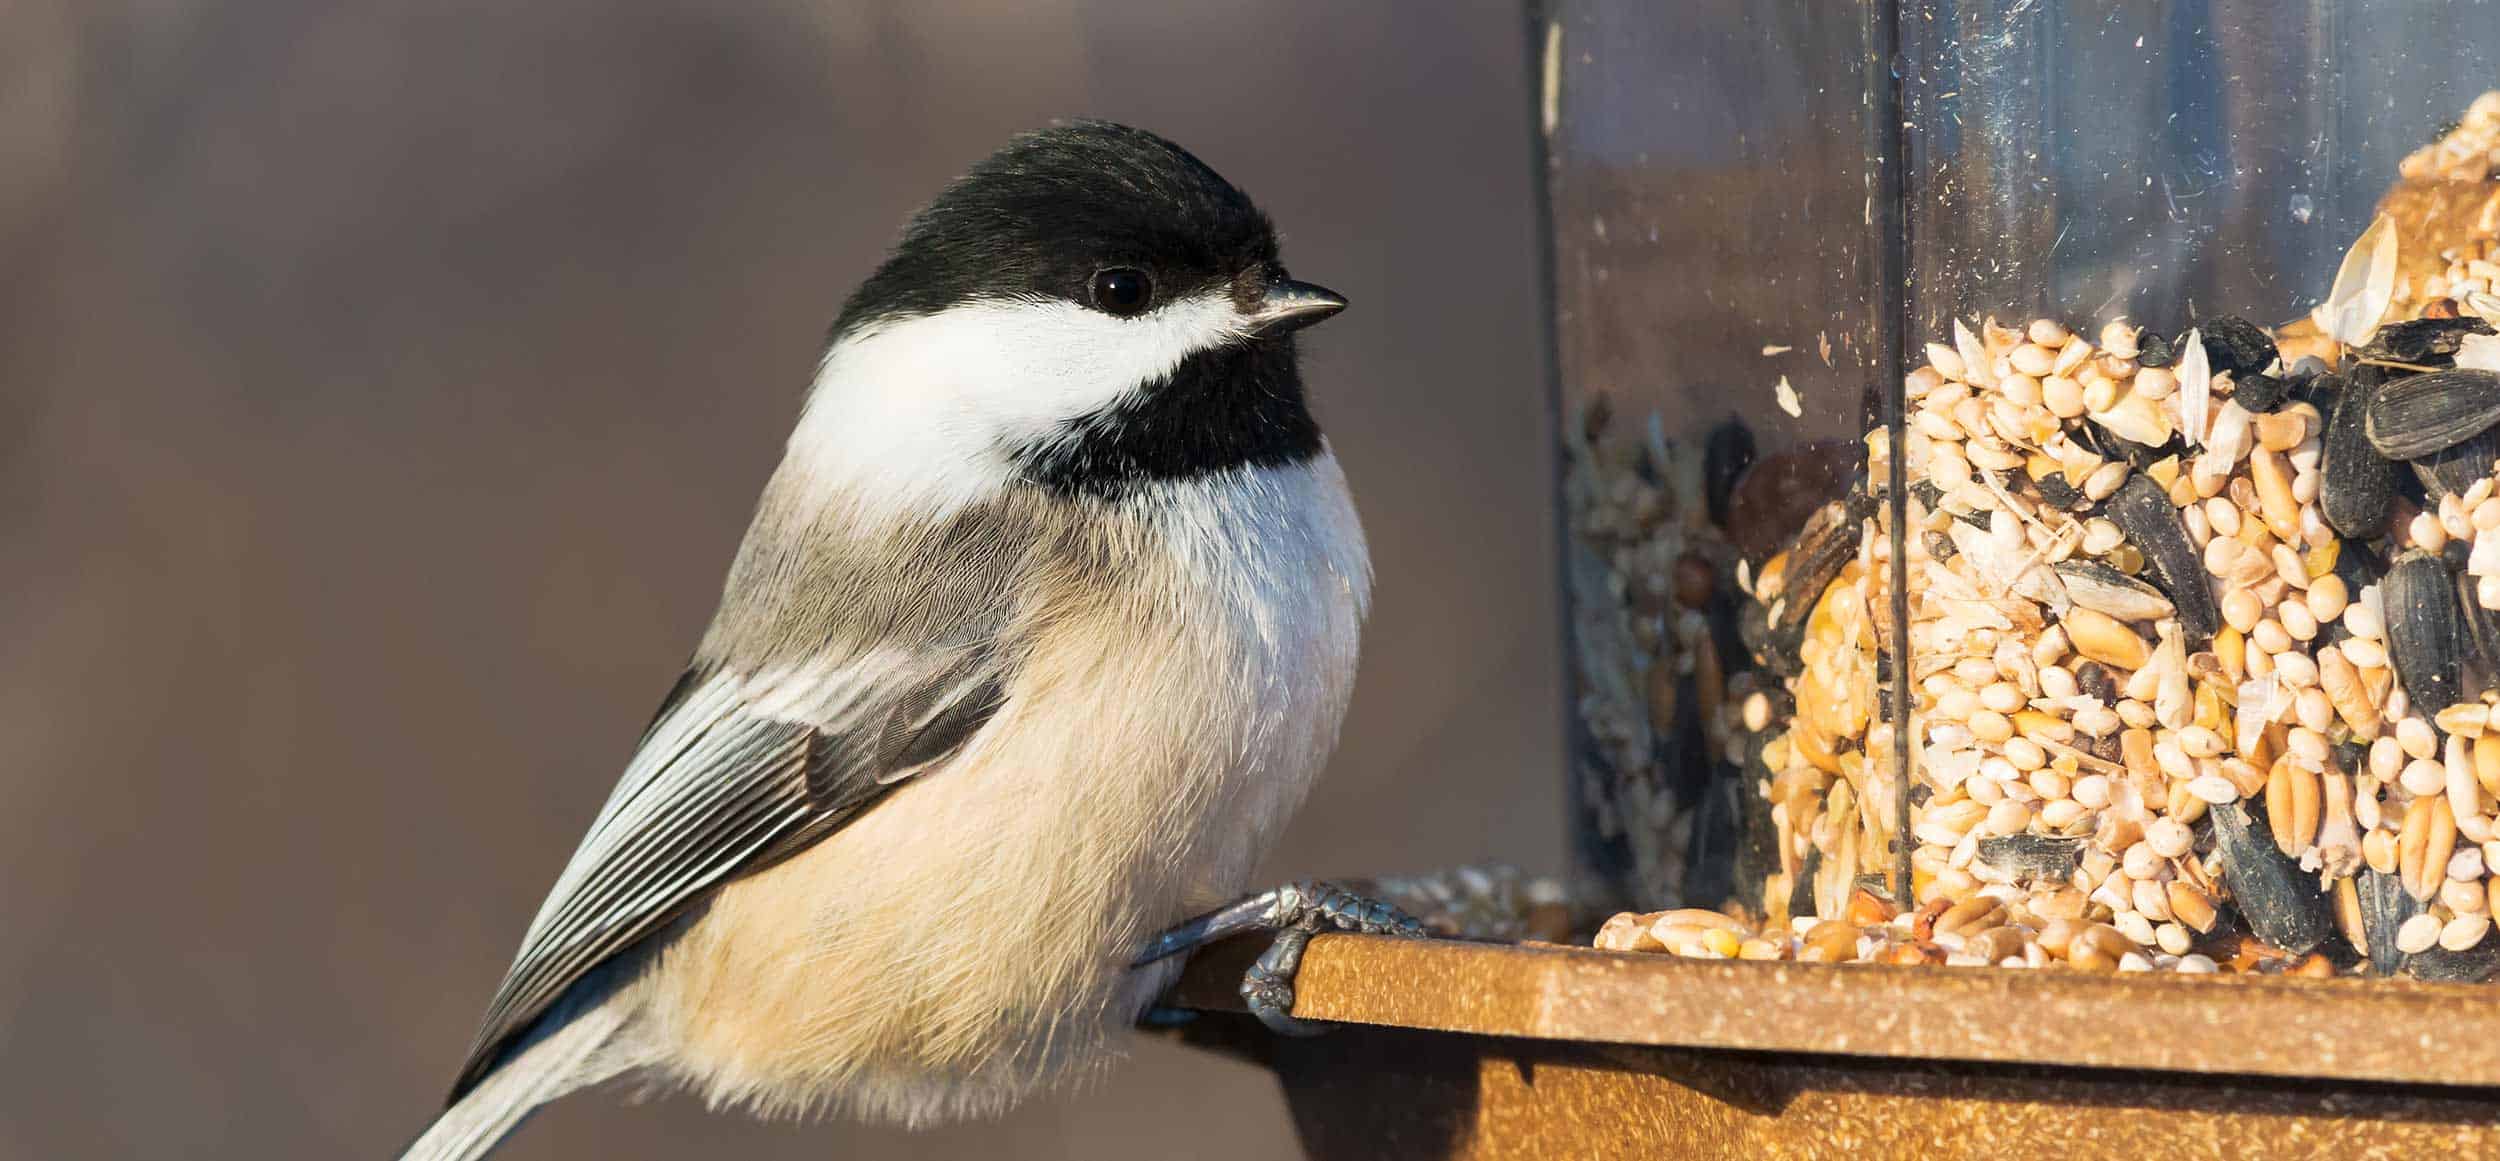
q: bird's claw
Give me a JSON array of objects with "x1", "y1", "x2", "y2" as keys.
[
  {"x1": 1241, "y1": 926, "x2": 1330, "y2": 1036},
  {"x1": 1240, "y1": 880, "x2": 1427, "y2": 1036}
]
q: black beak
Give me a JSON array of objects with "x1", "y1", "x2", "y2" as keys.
[{"x1": 1244, "y1": 279, "x2": 1347, "y2": 334}]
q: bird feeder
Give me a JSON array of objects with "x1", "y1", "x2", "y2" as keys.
[{"x1": 1169, "y1": 2, "x2": 2500, "y2": 1154}]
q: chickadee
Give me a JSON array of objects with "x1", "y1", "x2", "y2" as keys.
[{"x1": 402, "y1": 121, "x2": 1423, "y2": 1161}]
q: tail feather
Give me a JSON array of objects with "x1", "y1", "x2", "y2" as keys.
[{"x1": 400, "y1": 1000, "x2": 633, "y2": 1161}]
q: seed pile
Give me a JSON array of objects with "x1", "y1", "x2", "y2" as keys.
[
  {"x1": 2379, "y1": 90, "x2": 2500, "y2": 324},
  {"x1": 1561, "y1": 400, "x2": 1748, "y2": 909},
  {"x1": 2399, "y1": 90, "x2": 2500, "y2": 182},
  {"x1": 1361, "y1": 864, "x2": 1575, "y2": 944},
  {"x1": 1590, "y1": 890, "x2": 2329, "y2": 977},
  {"x1": 1592, "y1": 93, "x2": 2500, "y2": 978}
]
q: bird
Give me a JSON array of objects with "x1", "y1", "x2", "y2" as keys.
[{"x1": 400, "y1": 120, "x2": 1424, "y2": 1161}]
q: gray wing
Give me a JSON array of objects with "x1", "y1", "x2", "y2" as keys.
[{"x1": 447, "y1": 646, "x2": 1007, "y2": 1099}]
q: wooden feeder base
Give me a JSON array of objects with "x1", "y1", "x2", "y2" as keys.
[
  {"x1": 1165, "y1": 936, "x2": 2500, "y2": 1159},
  {"x1": 1214, "y1": 1028, "x2": 2499, "y2": 1159}
]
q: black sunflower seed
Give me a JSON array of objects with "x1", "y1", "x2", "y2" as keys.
[
  {"x1": 2105, "y1": 475, "x2": 2220, "y2": 647},
  {"x1": 2411, "y1": 424, "x2": 2500, "y2": 500},
  {"x1": 2211, "y1": 800, "x2": 2333, "y2": 956},
  {"x1": 2233, "y1": 371, "x2": 2291, "y2": 413},
  {"x1": 2287, "y1": 357, "x2": 2337, "y2": 410},
  {"x1": 2366, "y1": 369, "x2": 2500, "y2": 459},
  {"x1": 2458, "y1": 568, "x2": 2500, "y2": 703},
  {"x1": 2319, "y1": 372, "x2": 2398, "y2": 539},
  {"x1": 2136, "y1": 330, "x2": 2176, "y2": 368},
  {"x1": 1977, "y1": 834, "x2": 2085, "y2": 881},
  {"x1": 2032, "y1": 470, "x2": 2086, "y2": 511},
  {"x1": 2411, "y1": 939, "x2": 2500, "y2": 982},
  {"x1": 2356, "y1": 869, "x2": 2419, "y2": 977},
  {"x1": 1746, "y1": 492, "x2": 1876, "y2": 675},
  {"x1": 2362, "y1": 316, "x2": 2494, "y2": 363},
  {"x1": 2066, "y1": 420, "x2": 2178, "y2": 469},
  {"x1": 2332, "y1": 538, "x2": 2388, "y2": 603},
  {"x1": 2385, "y1": 550, "x2": 2463, "y2": 712},
  {"x1": 2197, "y1": 316, "x2": 2279, "y2": 377}
]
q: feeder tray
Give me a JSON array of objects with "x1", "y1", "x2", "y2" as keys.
[{"x1": 1166, "y1": 935, "x2": 2500, "y2": 1158}]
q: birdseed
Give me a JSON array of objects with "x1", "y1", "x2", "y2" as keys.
[{"x1": 1585, "y1": 91, "x2": 2500, "y2": 982}]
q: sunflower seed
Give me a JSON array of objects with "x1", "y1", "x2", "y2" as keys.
[
  {"x1": 1977, "y1": 834, "x2": 2086, "y2": 881},
  {"x1": 2412, "y1": 425, "x2": 2500, "y2": 500},
  {"x1": 2199, "y1": 315, "x2": 2280, "y2": 377},
  {"x1": 2458, "y1": 568, "x2": 2500, "y2": 703},
  {"x1": 2362, "y1": 316, "x2": 2495, "y2": 362},
  {"x1": 2243, "y1": 371, "x2": 2300, "y2": 413},
  {"x1": 2320, "y1": 372, "x2": 2399, "y2": 539},
  {"x1": 2412, "y1": 937, "x2": 2500, "y2": 982},
  {"x1": 2210, "y1": 799, "x2": 2332, "y2": 955},
  {"x1": 2385, "y1": 550, "x2": 2465, "y2": 712},
  {"x1": 2357, "y1": 868, "x2": 2421, "y2": 976},
  {"x1": 2366, "y1": 369, "x2": 2500, "y2": 459},
  {"x1": 2051, "y1": 560, "x2": 2176, "y2": 623},
  {"x1": 2106, "y1": 475, "x2": 2221, "y2": 646}
]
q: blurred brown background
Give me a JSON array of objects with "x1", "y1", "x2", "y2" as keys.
[{"x1": 0, "y1": 1, "x2": 1558, "y2": 1157}]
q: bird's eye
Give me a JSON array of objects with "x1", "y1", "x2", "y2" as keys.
[{"x1": 1089, "y1": 268, "x2": 1153, "y2": 316}]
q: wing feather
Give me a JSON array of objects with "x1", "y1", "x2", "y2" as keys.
[{"x1": 448, "y1": 647, "x2": 1005, "y2": 1099}]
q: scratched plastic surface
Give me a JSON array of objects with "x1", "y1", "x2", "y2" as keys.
[
  {"x1": 1899, "y1": 0, "x2": 2500, "y2": 333},
  {"x1": 1543, "y1": 0, "x2": 2500, "y2": 439},
  {"x1": 1540, "y1": 0, "x2": 2500, "y2": 916}
]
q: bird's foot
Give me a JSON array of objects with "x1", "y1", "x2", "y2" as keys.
[
  {"x1": 1238, "y1": 880, "x2": 1426, "y2": 1036},
  {"x1": 1137, "y1": 879, "x2": 1427, "y2": 1037}
]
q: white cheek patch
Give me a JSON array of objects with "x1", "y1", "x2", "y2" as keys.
[{"x1": 784, "y1": 291, "x2": 1250, "y2": 517}]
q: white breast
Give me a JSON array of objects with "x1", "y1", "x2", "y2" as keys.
[
  {"x1": 1120, "y1": 452, "x2": 1374, "y2": 905},
  {"x1": 635, "y1": 453, "x2": 1369, "y2": 1127}
]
